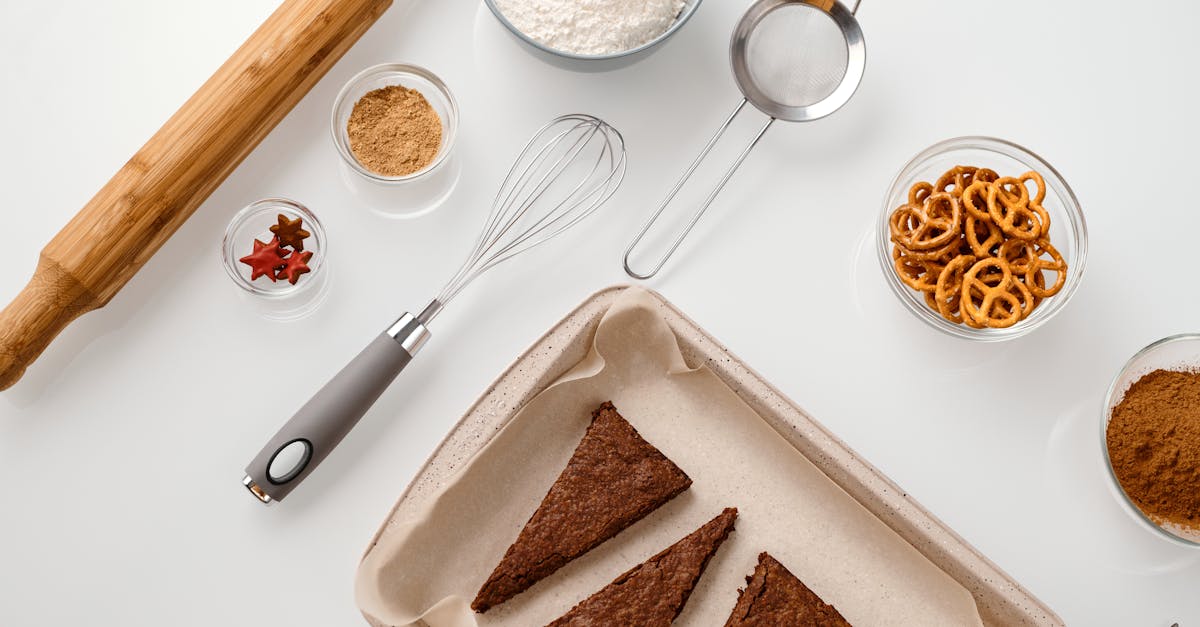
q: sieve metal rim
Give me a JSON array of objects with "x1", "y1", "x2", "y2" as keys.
[{"x1": 730, "y1": 0, "x2": 866, "y2": 122}]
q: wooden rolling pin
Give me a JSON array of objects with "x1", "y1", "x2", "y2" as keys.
[{"x1": 0, "y1": 0, "x2": 392, "y2": 390}]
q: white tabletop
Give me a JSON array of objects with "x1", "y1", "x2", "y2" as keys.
[{"x1": 1, "y1": 1, "x2": 1197, "y2": 624}]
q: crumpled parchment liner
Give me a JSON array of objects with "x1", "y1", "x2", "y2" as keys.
[{"x1": 356, "y1": 289, "x2": 983, "y2": 626}]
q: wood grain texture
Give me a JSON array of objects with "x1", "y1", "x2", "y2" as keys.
[{"x1": 0, "y1": 0, "x2": 392, "y2": 390}]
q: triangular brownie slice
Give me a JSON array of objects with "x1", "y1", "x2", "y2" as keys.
[
  {"x1": 472, "y1": 401, "x2": 693, "y2": 612},
  {"x1": 547, "y1": 507, "x2": 738, "y2": 627},
  {"x1": 724, "y1": 552, "x2": 852, "y2": 627}
]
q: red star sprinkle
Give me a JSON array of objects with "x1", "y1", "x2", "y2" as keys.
[
  {"x1": 276, "y1": 249, "x2": 314, "y2": 285},
  {"x1": 238, "y1": 237, "x2": 288, "y2": 282}
]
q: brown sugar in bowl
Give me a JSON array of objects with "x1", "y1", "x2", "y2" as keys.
[{"x1": 330, "y1": 63, "x2": 458, "y2": 183}]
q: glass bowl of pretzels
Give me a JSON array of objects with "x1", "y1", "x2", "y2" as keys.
[{"x1": 877, "y1": 137, "x2": 1087, "y2": 340}]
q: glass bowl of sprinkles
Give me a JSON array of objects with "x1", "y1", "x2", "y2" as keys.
[
  {"x1": 1102, "y1": 334, "x2": 1200, "y2": 548},
  {"x1": 221, "y1": 198, "x2": 330, "y2": 320},
  {"x1": 484, "y1": 0, "x2": 702, "y2": 66},
  {"x1": 876, "y1": 136, "x2": 1088, "y2": 341},
  {"x1": 330, "y1": 63, "x2": 459, "y2": 184}
]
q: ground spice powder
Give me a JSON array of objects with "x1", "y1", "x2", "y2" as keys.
[
  {"x1": 347, "y1": 85, "x2": 442, "y2": 177},
  {"x1": 1106, "y1": 369, "x2": 1200, "y2": 530}
]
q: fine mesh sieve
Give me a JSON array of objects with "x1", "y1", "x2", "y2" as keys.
[{"x1": 624, "y1": 0, "x2": 865, "y2": 279}]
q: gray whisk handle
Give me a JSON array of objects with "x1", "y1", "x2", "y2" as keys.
[{"x1": 242, "y1": 313, "x2": 430, "y2": 504}]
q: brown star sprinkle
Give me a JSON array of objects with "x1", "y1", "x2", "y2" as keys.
[{"x1": 269, "y1": 213, "x2": 311, "y2": 251}]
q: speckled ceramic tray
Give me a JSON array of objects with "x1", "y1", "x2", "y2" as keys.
[{"x1": 361, "y1": 286, "x2": 1062, "y2": 626}]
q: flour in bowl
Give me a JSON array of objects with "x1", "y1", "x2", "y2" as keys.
[{"x1": 494, "y1": 0, "x2": 687, "y2": 56}]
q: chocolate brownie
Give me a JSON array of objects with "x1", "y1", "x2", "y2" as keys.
[
  {"x1": 724, "y1": 552, "x2": 852, "y2": 627},
  {"x1": 546, "y1": 508, "x2": 738, "y2": 627},
  {"x1": 472, "y1": 401, "x2": 692, "y2": 613}
]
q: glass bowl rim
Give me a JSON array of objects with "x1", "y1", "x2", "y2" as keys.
[
  {"x1": 876, "y1": 135, "x2": 1088, "y2": 342},
  {"x1": 482, "y1": 0, "x2": 703, "y2": 61},
  {"x1": 330, "y1": 62, "x2": 459, "y2": 184},
  {"x1": 221, "y1": 197, "x2": 327, "y2": 297},
  {"x1": 1100, "y1": 332, "x2": 1200, "y2": 548}
]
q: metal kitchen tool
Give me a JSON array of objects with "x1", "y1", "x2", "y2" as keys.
[
  {"x1": 623, "y1": 0, "x2": 866, "y2": 279},
  {"x1": 244, "y1": 114, "x2": 626, "y2": 503}
]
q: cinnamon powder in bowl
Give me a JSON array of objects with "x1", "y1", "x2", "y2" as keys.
[{"x1": 1103, "y1": 334, "x2": 1200, "y2": 546}]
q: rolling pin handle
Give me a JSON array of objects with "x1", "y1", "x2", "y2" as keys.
[{"x1": 0, "y1": 258, "x2": 94, "y2": 391}]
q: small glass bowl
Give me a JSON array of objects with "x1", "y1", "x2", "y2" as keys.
[
  {"x1": 1102, "y1": 334, "x2": 1200, "y2": 548},
  {"x1": 876, "y1": 136, "x2": 1088, "y2": 341},
  {"x1": 221, "y1": 198, "x2": 329, "y2": 319},
  {"x1": 483, "y1": 0, "x2": 702, "y2": 69},
  {"x1": 331, "y1": 63, "x2": 458, "y2": 184}
]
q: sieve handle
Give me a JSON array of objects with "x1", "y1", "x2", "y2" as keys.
[{"x1": 623, "y1": 99, "x2": 775, "y2": 280}]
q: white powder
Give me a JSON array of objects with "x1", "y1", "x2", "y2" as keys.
[{"x1": 494, "y1": 0, "x2": 687, "y2": 56}]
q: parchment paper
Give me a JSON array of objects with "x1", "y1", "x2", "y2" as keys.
[{"x1": 355, "y1": 289, "x2": 984, "y2": 626}]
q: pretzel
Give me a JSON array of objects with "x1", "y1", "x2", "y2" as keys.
[
  {"x1": 962, "y1": 258, "x2": 1022, "y2": 328},
  {"x1": 1010, "y1": 274, "x2": 1036, "y2": 320},
  {"x1": 889, "y1": 193, "x2": 961, "y2": 251},
  {"x1": 961, "y1": 180, "x2": 993, "y2": 221},
  {"x1": 935, "y1": 166, "x2": 999, "y2": 197},
  {"x1": 1029, "y1": 269, "x2": 1047, "y2": 307},
  {"x1": 894, "y1": 253, "x2": 945, "y2": 292},
  {"x1": 908, "y1": 181, "x2": 934, "y2": 206},
  {"x1": 987, "y1": 179, "x2": 1049, "y2": 241},
  {"x1": 934, "y1": 255, "x2": 975, "y2": 322},
  {"x1": 893, "y1": 238, "x2": 958, "y2": 262},
  {"x1": 974, "y1": 167, "x2": 1000, "y2": 185},
  {"x1": 984, "y1": 263, "x2": 1037, "y2": 322},
  {"x1": 961, "y1": 298, "x2": 985, "y2": 328},
  {"x1": 991, "y1": 176, "x2": 1028, "y2": 206},
  {"x1": 998, "y1": 238, "x2": 1039, "y2": 275},
  {"x1": 963, "y1": 295, "x2": 1010, "y2": 327},
  {"x1": 969, "y1": 259, "x2": 1010, "y2": 288},
  {"x1": 997, "y1": 237, "x2": 1065, "y2": 297},
  {"x1": 935, "y1": 165, "x2": 978, "y2": 195},
  {"x1": 889, "y1": 204, "x2": 923, "y2": 246},
  {"x1": 924, "y1": 289, "x2": 940, "y2": 312},
  {"x1": 1024, "y1": 238, "x2": 1067, "y2": 297},
  {"x1": 965, "y1": 213, "x2": 1004, "y2": 257},
  {"x1": 1020, "y1": 170, "x2": 1046, "y2": 205}
]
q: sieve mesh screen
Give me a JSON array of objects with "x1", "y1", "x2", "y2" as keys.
[{"x1": 745, "y1": 4, "x2": 849, "y2": 108}]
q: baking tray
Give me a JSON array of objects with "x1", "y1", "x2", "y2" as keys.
[{"x1": 361, "y1": 286, "x2": 1062, "y2": 626}]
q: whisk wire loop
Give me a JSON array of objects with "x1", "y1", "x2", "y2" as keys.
[
  {"x1": 486, "y1": 120, "x2": 602, "y2": 260},
  {"x1": 434, "y1": 114, "x2": 626, "y2": 308}
]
